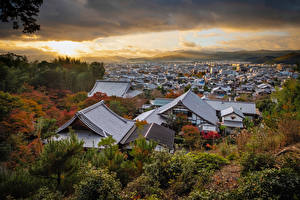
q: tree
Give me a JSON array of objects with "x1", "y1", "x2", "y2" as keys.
[
  {"x1": 96, "y1": 136, "x2": 126, "y2": 172},
  {"x1": 184, "y1": 84, "x2": 191, "y2": 92},
  {"x1": 31, "y1": 131, "x2": 84, "y2": 190},
  {"x1": 0, "y1": 0, "x2": 43, "y2": 33},
  {"x1": 167, "y1": 113, "x2": 189, "y2": 133},
  {"x1": 92, "y1": 136, "x2": 135, "y2": 186},
  {"x1": 130, "y1": 136, "x2": 157, "y2": 175},
  {"x1": 90, "y1": 62, "x2": 105, "y2": 80},
  {"x1": 181, "y1": 125, "x2": 202, "y2": 149}
]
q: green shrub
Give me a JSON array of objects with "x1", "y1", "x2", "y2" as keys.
[
  {"x1": 142, "y1": 151, "x2": 215, "y2": 197},
  {"x1": 74, "y1": 169, "x2": 122, "y2": 200},
  {"x1": 278, "y1": 153, "x2": 300, "y2": 175},
  {"x1": 122, "y1": 175, "x2": 163, "y2": 200},
  {"x1": 167, "y1": 152, "x2": 213, "y2": 196},
  {"x1": 236, "y1": 168, "x2": 300, "y2": 200},
  {"x1": 30, "y1": 187, "x2": 63, "y2": 200},
  {"x1": 0, "y1": 168, "x2": 44, "y2": 199},
  {"x1": 240, "y1": 152, "x2": 276, "y2": 175},
  {"x1": 187, "y1": 189, "x2": 232, "y2": 200},
  {"x1": 189, "y1": 152, "x2": 229, "y2": 171},
  {"x1": 226, "y1": 152, "x2": 238, "y2": 161},
  {"x1": 144, "y1": 152, "x2": 172, "y2": 189}
]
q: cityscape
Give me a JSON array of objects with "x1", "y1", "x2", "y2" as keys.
[{"x1": 0, "y1": 1, "x2": 299, "y2": 199}]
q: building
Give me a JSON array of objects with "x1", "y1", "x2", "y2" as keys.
[
  {"x1": 88, "y1": 80, "x2": 142, "y2": 98},
  {"x1": 220, "y1": 106, "x2": 245, "y2": 129},
  {"x1": 204, "y1": 99, "x2": 257, "y2": 119},
  {"x1": 56, "y1": 100, "x2": 174, "y2": 150},
  {"x1": 120, "y1": 123, "x2": 175, "y2": 151},
  {"x1": 136, "y1": 90, "x2": 258, "y2": 132},
  {"x1": 135, "y1": 90, "x2": 219, "y2": 131}
]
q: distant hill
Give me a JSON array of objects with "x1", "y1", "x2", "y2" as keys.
[
  {"x1": 126, "y1": 50, "x2": 300, "y2": 63},
  {"x1": 272, "y1": 52, "x2": 300, "y2": 64}
]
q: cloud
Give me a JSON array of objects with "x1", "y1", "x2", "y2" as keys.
[
  {"x1": 0, "y1": 0, "x2": 300, "y2": 41},
  {"x1": 181, "y1": 41, "x2": 197, "y2": 48},
  {"x1": 217, "y1": 31, "x2": 300, "y2": 51}
]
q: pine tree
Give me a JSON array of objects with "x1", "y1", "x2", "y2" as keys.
[{"x1": 31, "y1": 130, "x2": 84, "y2": 190}]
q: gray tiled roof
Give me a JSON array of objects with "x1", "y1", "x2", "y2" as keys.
[
  {"x1": 135, "y1": 90, "x2": 219, "y2": 125},
  {"x1": 124, "y1": 89, "x2": 143, "y2": 98},
  {"x1": 205, "y1": 99, "x2": 256, "y2": 115},
  {"x1": 57, "y1": 100, "x2": 135, "y2": 143},
  {"x1": 158, "y1": 90, "x2": 219, "y2": 125},
  {"x1": 88, "y1": 80, "x2": 131, "y2": 97},
  {"x1": 134, "y1": 108, "x2": 166, "y2": 125},
  {"x1": 121, "y1": 123, "x2": 175, "y2": 149},
  {"x1": 221, "y1": 106, "x2": 245, "y2": 118}
]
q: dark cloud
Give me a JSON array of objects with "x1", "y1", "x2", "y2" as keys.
[
  {"x1": 181, "y1": 40, "x2": 198, "y2": 48},
  {"x1": 1, "y1": 0, "x2": 300, "y2": 41}
]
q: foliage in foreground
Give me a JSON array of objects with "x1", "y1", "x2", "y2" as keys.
[{"x1": 75, "y1": 169, "x2": 122, "y2": 200}]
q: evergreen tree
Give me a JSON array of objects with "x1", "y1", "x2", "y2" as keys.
[{"x1": 31, "y1": 130, "x2": 84, "y2": 190}]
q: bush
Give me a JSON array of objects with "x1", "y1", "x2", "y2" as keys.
[
  {"x1": 167, "y1": 152, "x2": 220, "y2": 196},
  {"x1": 236, "y1": 168, "x2": 300, "y2": 200},
  {"x1": 217, "y1": 141, "x2": 238, "y2": 160},
  {"x1": 189, "y1": 152, "x2": 229, "y2": 171},
  {"x1": 30, "y1": 187, "x2": 63, "y2": 200},
  {"x1": 0, "y1": 168, "x2": 44, "y2": 199},
  {"x1": 168, "y1": 153, "x2": 206, "y2": 196},
  {"x1": 278, "y1": 153, "x2": 300, "y2": 175},
  {"x1": 143, "y1": 152, "x2": 173, "y2": 189},
  {"x1": 74, "y1": 169, "x2": 122, "y2": 200},
  {"x1": 240, "y1": 152, "x2": 276, "y2": 175},
  {"x1": 187, "y1": 189, "x2": 232, "y2": 200},
  {"x1": 122, "y1": 175, "x2": 163, "y2": 200}
]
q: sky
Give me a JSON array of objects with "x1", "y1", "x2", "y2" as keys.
[{"x1": 1, "y1": 0, "x2": 300, "y2": 61}]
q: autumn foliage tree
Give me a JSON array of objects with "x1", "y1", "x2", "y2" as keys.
[{"x1": 181, "y1": 125, "x2": 202, "y2": 149}]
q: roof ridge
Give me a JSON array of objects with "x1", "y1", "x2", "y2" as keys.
[
  {"x1": 205, "y1": 99, "x2": 255, "y2": 104},
  {"x1": 144, "y1": 123, "x2": 154, "y2": 138},
  {"x1": 78, "y1": 100, "x2": 105, "y2": 114},
  {"x1": 181, "y1": 89, "x2": 192, "y2": 101},
  {"x1": 122, "y1": 83, "x2": 131, "y2": 96},
  {"x1": 77, "y1": 114, "x2": 105, "y2": 136},
  {"x1": 96, "y1": 80, "x2": 131, "y2": 83}
]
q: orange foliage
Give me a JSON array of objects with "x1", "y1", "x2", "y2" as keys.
[
  {"x1": 165, "y1": 91, "x2": 182, "y2": 98},
  {"x1": 181, "y1": 125, "x2": 202, "y2": 148},
  {"x1": 123, "y1": 115, "x2": 133, "y2": 120},
  {"x1": 78, "y1": 92, "x2": 110, "y2": 109},
  {"x1": 182, "y1": 125, "x2": 200, "y2": 137},
  {"x1": 135, "y1": 120, "x2": 148, "y2": 127},
  {"x1": 1, "y1": 109, "x2": 35, "y2": 137}
]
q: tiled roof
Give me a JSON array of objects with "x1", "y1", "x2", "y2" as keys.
[
  {"x1": 57, "y1": 100, "x2": 135, "y2": 143},
  {"x1": 88, "y1": 80, "x2": 131, "y2": 97},
  {"x1": 121, "y1": 123, "x2": 175, "y2": 149},
  {"x1": 134, "y1": 108, "x2": 166, "y2": 125},
  {"x1": 158, "y1": 90, "x2": 218, "y2": 125},
  {"x1": 205, "y1": 99, "x2": 256, "y2": 115},
  {"x1": 221, "y1": 106, "x2": 245, "y2": 118}
]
